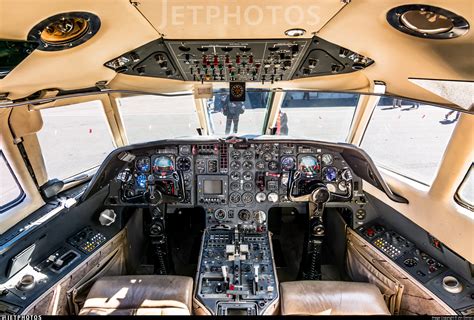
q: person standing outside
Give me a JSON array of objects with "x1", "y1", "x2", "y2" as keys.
[{"x1": 224, "y1": 101, "x2": 245, "y2": 134}]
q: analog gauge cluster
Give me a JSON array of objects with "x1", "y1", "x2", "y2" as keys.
[
  {"x1": 320, "y1": 153, "x2": 353, "y2": 195},
  {"x1": 255, "y1": 143, "x2": 280, "y2": 172},
  {"x1": 227, "y1": 145, "x2": 257, "y2": 205},
  {"x1": 134, "y1": 157, "x2": 152, "y2": 190},
  {"x1": 128, "y1": 149, "x2": 196, "y2": 205}
]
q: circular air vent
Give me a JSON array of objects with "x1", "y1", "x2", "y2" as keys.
[
  {"x1": 387, "y1": 5, "x2": 469, "y2": 39},
  {"x1": 28, "y1": 12, "x2": 100, "y2": 51}
]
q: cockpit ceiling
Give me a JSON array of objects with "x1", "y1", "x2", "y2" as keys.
[
  {"x1": 0, "y1": 0, "x2": 473, "y2": 106},
  {"x1": 133, "y1": 0, "x2": 346, "y2": 39}
]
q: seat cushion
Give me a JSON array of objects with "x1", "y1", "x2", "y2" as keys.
[
  {"x1": 79, "y1": 275, "x2": 193, "y2": 315},
  {"x1": 280, "y1": 281, "x2": 391, "y2": 315}
]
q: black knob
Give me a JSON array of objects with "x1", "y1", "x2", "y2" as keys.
[{"x1": 136, "y1": 66, "x2": 146, "y2": 75}]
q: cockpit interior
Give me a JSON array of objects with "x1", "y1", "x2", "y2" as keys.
[{"x1": 0, "y1": 0, "x2": 473, "y2": 316}]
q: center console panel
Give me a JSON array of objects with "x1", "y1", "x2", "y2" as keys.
[{"x1": 195, "y1": 228, "x2": 278, "y2": 315}]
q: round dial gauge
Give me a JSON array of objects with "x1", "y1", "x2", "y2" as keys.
[
  {"x1": 230, "y1": 171, "x2": 241, "y2": 180},
  {"x1": 338, "y1": 181, "x2": 348, "y2": 192},
  {"x1": 238, "y1": 209, "x2": 251, "y2": 221},
  {"x1": 230, "y1": 161, "x2": 241, "y2": 170},
  {"x1": 254, "y1": 211, "x2": 267, "y2": 224},
  {"x1": 299, "y1": 156, "x2": 320, "y2": 175},
  {"x1": 321, "y1": 154, "x2": 333, "y2": 166},
  {"x1": 136, "y1": 157, "x2": 151, "y2": 173},
  {"x1": 323, "y1": 167, "x2": 338, "y2": 182},
  {"x1": 176, "y1": 157, "x2": 191, "y2": 171},
  {"x1": 268, "y1": 161, "x2": 278, "y2": 171},
  {"x1": 230, "y1": 181, "x2": 241, "y2": 191},
  {"x1": 179, "y1": 145, "x2": 191, "y2": 155},
  {"x1": 243, "y1": 182, "x2": 253, "y2": 191},
  {"x1": 231, "y1": 83, "x2": 245, "y2": 100},
  {"x1": 326, "y1": 183, "x2": 337, "y2": 193},
  {"x1": 214, "y1": 209, "x2": 226, "y2": 221},
  {"x1": 229, "y1": 192, "x2": 241, "y2": 203},
  {"x1": 243, "y1": 151, "x2": 254, "y2": 160},
  {"x1": 280, "y1": 156, "x2": 295, "y2": 171},
  {"x1": 242, "y1": 192, "x2": 254, "y2": 204},
  {"x1": 136, "y1": 174, "x2": 147, "y2": 189},
  {"x1": 255, "y1": 192, "x2": 266, "y2": 203},
  {"x1": 267, "y1": 192, "x2": 279, "y2": 203},
  {"x1": 262, "y1": 152, "x2": 273, "y2": 162},
  {"x1": 231, "y1": 150, "x2": 241, "y2": 160},
  {"x1": 153, "y1": 156, "x2": 174, "y2": 173},
  {"x1": 256, "y1": 161, "x2": 265, "y2": 170},
  {"x1": 263, "y1": 144, "x2": 273, "y2": 152},
  {"x1": 243, "y1": 171, "x2": 253, "y2": 181},
  {"x1": 242, "y1": 161, "x2": 253, "y2": 170},
  {"x1": 117, "y1": 169, "x2": 131, "y2": 182}
]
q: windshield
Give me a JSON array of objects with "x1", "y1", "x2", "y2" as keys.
[
  {"x1": 205, "y1": 90, "x2": 272, "y2": 135},
  {"x1": 118, "y1": 94, "x2": 199, "y2": 143},
  {"x1": 275, "y1": 92, "x2": 359, "y2": 142},
  {"x1": 31, "y1": 90, "x2": 462, "y2": 188}
]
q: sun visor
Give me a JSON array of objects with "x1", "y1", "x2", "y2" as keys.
[
  {"x1": 0, "y1": 40, "x2": 38, "y2": 79},
  {"x1": 409, "y1": 78, "x2": 474, "y2": 112},
  {"x1": 9, "y1": 106, "x2": 43, "y2": 139}
]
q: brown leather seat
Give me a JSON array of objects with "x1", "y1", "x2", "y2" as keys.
[
  {"x1": 79, "y1": 275, "x2": 193, "y2": 315},
  {"x1": 280, "y1": 281, "x2": 391, "y2": 315}
]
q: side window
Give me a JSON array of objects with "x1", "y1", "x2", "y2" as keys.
[
  {"x1": 360, "y1": 98, "x2": 457, "y2": 185},
  {"x1": 0, "y1": 151, "x2": 25, "y2": 212},
  {"x1": 37, "y1": 100, "x2": 116, "y2": 180},
  {"x1": 276, "y1": 92, "x2": 359, "y2": 142},
  {"x1": 456, "y1": 164, "x2": 474, "y2": 210}
]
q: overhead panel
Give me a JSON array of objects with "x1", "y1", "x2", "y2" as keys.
[{"x1": 104, "y1": 37, "x2": 373, "y2": 83}]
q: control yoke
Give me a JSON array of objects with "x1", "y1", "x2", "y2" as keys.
[
  {"x1": 287, "y1": 170, "x2": 330, "y2": 210},
  {"x1": 147, "y1": 170, "x2": 186, "y2": 205}
]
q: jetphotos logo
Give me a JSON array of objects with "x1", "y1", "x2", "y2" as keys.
[{"x1": 148, "y1": 0, "x2": 323, "y2": 29}]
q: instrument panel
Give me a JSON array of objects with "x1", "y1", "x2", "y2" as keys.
[{"x1": 115, "y1": 140, "x2": 360, "y2": 229}]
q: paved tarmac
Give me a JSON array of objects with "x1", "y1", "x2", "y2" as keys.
[{"x1": 35, "y1": 96, "x2": 459, "y2": 185}]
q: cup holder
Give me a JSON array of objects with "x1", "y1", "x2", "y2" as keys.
[{"x1": 442, "y1": 275, "x2": 463, "y2": 294}]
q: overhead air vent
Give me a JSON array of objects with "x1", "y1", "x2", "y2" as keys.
[
  {"x1": 387, "y1": 5, "x2": 469, "y2": 39},
  {"x1": 27, "y1": 12, "x2": 101, "y2": 51}
]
